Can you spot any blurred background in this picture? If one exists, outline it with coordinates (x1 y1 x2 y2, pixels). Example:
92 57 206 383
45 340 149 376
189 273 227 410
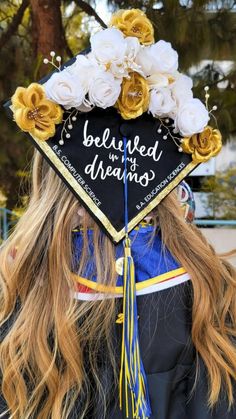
0 0 235 259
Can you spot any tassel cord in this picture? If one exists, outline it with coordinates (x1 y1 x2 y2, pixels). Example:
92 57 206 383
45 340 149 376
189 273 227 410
118 136 152 418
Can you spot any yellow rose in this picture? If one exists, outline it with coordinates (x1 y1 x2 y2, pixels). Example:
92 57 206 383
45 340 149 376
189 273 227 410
116 72 150 120
11 83 63 141
181 126 222 163
110 9 154 45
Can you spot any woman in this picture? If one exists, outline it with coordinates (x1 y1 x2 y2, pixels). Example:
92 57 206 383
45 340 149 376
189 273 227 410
1 151 236 418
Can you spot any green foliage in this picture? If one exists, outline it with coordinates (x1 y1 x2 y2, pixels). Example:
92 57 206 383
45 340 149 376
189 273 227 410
63 7 90 54
202 167 236 219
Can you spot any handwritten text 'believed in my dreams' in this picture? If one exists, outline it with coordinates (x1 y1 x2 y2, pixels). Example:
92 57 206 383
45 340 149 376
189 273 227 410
82 120 163 187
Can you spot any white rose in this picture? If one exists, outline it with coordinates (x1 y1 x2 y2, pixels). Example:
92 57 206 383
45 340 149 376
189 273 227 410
150 40 178 74
125 36 140 61
149 88 176 117
67 54 99 92
44 70 85 110
171 73 193 106
88 70 121 109
110 36 142 77
76 99 94 113
174 98 210 137
147 73 170 89
109 36 143 78
135 46 153 76
90 28 127 65
108 62 129 78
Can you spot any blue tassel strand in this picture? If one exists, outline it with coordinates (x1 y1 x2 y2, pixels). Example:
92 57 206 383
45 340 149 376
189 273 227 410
118 137 152 418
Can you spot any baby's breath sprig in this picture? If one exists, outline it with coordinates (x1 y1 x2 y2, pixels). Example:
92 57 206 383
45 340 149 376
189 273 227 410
204 85 219 128
204 85 210 111
157 117 184 152
43 51 62 72
208 108 219 130
59 109 78 146
204 85 218 114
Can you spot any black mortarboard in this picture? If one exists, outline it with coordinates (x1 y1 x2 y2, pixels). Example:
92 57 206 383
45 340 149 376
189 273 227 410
13 106 198 243
4 68 202 243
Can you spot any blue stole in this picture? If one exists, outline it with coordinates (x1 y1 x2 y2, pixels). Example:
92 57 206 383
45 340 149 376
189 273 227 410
72 224 184 293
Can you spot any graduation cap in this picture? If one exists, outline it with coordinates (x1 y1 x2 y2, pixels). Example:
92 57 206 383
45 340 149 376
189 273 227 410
5 8 222 418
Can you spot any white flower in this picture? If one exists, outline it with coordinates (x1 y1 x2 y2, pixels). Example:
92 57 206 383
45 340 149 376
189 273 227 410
174 98 210 137
171 73 193 106
67 54 99 92
115 36 144 77
76 99 94 113
66 55 99 111
125 36 140 61
135 46 153 76
149 88 176 117
90 30 142 79
109 36 143 78
150 40 178 74
147 73 170 89
44 70 85 110
88 70 121 109
90 28 127 66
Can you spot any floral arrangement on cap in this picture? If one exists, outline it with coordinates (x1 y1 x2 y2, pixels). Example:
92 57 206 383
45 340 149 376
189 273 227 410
11 8 222 163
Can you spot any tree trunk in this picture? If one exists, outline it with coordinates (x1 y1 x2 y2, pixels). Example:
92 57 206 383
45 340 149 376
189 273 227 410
30 0 65 59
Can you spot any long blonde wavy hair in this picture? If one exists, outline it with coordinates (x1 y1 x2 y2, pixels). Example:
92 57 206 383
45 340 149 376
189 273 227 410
1 151 236 418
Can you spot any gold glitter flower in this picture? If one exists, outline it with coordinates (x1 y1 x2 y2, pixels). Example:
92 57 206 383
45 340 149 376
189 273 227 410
181 126 222 163
11 83 63 141
116 72 149 120
110 9 154 46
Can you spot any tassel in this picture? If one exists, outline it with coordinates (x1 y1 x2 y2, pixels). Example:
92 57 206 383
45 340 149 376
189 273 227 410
118 137 152 418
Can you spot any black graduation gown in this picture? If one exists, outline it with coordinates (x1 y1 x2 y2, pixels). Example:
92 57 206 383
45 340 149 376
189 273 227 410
1 281 236 418
76 280 236 419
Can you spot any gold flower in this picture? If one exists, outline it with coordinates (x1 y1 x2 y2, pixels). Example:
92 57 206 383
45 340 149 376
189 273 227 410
116 72 150 120
110 9 154 45
11 83 63 141
182 126 222 163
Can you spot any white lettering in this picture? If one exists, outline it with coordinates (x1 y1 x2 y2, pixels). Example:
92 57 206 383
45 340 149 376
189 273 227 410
85 155 155 187
83 120 163 163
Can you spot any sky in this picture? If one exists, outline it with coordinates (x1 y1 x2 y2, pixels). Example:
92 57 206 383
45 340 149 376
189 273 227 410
95 0 111 23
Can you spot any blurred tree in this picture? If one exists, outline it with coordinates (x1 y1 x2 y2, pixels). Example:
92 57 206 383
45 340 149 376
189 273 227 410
0 0 29 50
202 167 236 218
0 0 236 210
0 0 94 209
30 0 67 62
